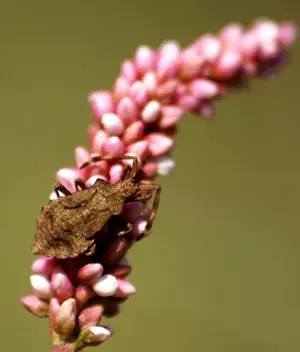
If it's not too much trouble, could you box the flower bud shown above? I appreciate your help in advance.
[30,274,51,300]
[54,298,77,340]
[21,295,49,317]
[92,275,118,297]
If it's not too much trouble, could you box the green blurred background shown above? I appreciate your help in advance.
[1,0,300,351]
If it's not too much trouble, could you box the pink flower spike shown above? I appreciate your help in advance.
[122,201,145,223]
[21,295,49,317]
[141,100,161,123]
[130,81,149,107]
[51,268,74,303]
[159,105,183,129]
[278,22,298,48]
[54,298,77,340]
[123,121,145,145]
[116,97,138,125]
[31,257,57,277]
[127,140,149,164]
[78,304,104,331]
[134,46,156,74]
[120,60,138,82]
[114,279,136,298]
[75,147,90,168]
[78,263,104,284]
[30,274,51,300]
[213,49,242,79]
[101,113,125,136]
[101,136,125,157]
[142,72,158,95]
[109,163,124,184]
[189,79,219,99]
[219,23,243,47]
[89,91,114,122]
[113,77,131,101]
[85,326,111,343]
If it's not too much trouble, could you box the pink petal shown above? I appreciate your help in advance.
[51,268,74,303]
[213,49,241,79]
[89,91,114,122]
[127,140,149,163]
[87,124,100,143]
[113,77,131,101]
[142,161,158,179]
[91,130,108,153]
[142,71,158,95]
[114,279,136,298]
[219,23,243,47]
[75,284,96,310]
[77,304,104,331]
[278,22,298,49]
[189,79,219,99]
[109,163,124,184]
[176,94,199,111]
[130,81,149,107]
[75,146,90,168]
[56,168,81,193]
[54,298,77,339]
[156,79,179,99]
[195,34,221,62]
[21,295,49,317]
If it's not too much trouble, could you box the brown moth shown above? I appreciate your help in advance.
[32,155,161,259]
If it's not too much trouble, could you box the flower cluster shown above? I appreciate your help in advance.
[22,18,296,352]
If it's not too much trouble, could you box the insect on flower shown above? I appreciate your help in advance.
[32,155,161,259]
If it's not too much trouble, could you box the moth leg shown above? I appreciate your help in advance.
[80,155,138,178]
[118,223,133,236]
[137,183,161,240]
[53,183,71,197]
[74,178,87,191]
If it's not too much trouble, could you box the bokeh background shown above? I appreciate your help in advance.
[1,0,300,351]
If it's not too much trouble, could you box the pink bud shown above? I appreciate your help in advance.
[85,326,112,343]
[157,53,180,80]
[198,101,214,118]
[189,79,219,99]
[176,94,198,111]
[278,22,297,49]
[30,274,51,300]
[87,124,100,143]
[219,23,243,47]
[51,268,74,302]
[156,156,175,175]
[213,49,241,79]
[130,81,149,106]
[109,163,124,184]
[78,263,104,284]
[75,284,96,310]
[122,201,145,223]
[156,79,179,99]
[101,136,125,156]
[54,298,77,339]
[142,161,158,179]
[92,274,118,297]
[147,133,173,157]
[120,60,138,82]
[91,130,108,153]
[114,279,136,298]
[141,100,161,123]
[56,168,81,193]
[239,31,258,59]
[21,295,49,317]
[90,91,114,122]
[159,105,183,129]
[78,304,104,331]
[75,147,90,168]
[123,121,145,145]
[254,19,279,43]
[101,113,125,136]
[179,49,205,79]
[135,46,156,73]
[32,257,57,277]
[116,97,138,125]
[127,140,149,163]
[113,77,131,101]
[195,34,221,62]
[142,72,158,94]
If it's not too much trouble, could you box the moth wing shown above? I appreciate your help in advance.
[62,188,96,209]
